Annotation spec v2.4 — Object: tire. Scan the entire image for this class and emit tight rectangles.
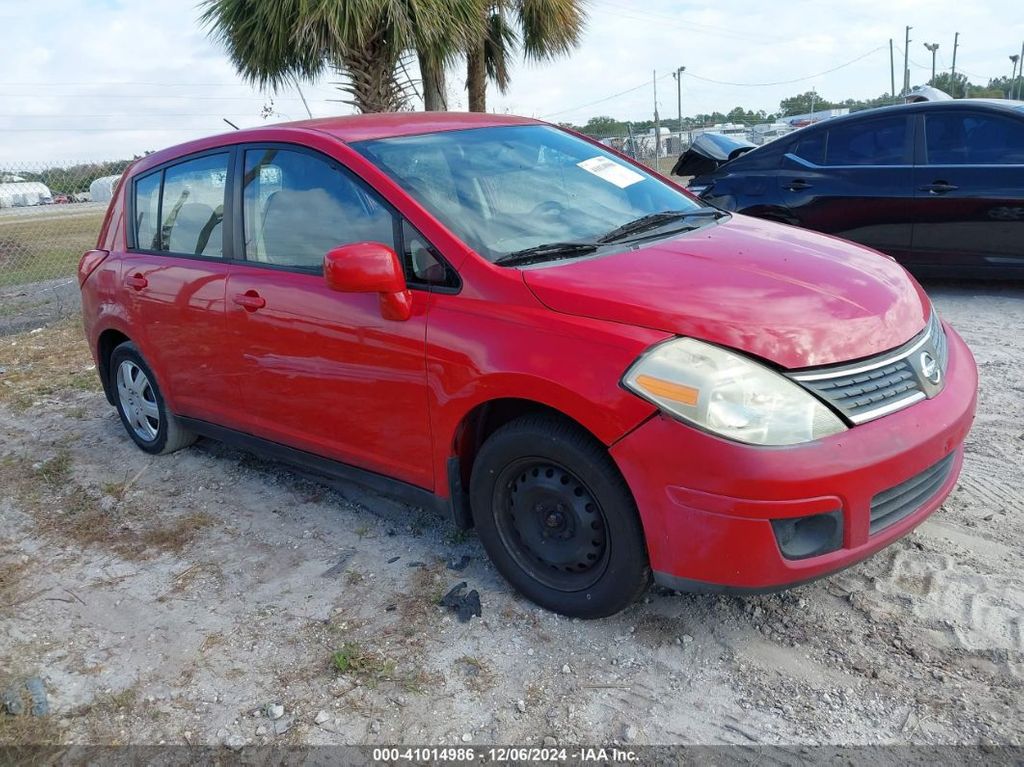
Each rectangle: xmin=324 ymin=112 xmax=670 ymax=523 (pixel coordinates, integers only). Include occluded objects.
xmin=469 ymin=414 xmax=651 ymax=618
xmin=109 ymin=342 xmax=196 ymax=455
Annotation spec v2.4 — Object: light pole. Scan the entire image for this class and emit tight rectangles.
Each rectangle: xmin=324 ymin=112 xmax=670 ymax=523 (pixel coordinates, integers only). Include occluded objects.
xmin=924 ymin=43 xmax=940 ymax=86
xmin=673 ymin=66 xmax=685 ymax=149
xmin=1010 ymin=55 xmax=1020 ymax=99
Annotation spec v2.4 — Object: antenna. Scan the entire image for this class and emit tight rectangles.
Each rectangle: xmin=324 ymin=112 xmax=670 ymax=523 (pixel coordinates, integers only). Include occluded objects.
xmin=223 ymin=118 xmax=240 ymax=130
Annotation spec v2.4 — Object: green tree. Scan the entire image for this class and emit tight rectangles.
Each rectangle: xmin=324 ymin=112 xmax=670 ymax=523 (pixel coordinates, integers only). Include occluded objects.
xmin=580 ymin=115 xmax=627 ymax=137
xmin=930 ymin=71 xmax=970 ymax=98
xmin=465 ymin=0 xmax=587 ymax=113
xmin=779 ymin=91 xmax=837 ymax=116
xmin=200 ymin=0 xmax=487 ymax=113
xmin=985 ymin=76 xmax=1016 ymax=98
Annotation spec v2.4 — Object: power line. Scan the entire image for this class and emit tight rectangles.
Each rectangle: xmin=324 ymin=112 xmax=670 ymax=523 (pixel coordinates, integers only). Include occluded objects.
xmin=590 ymin=1 xmax=786 ymax=44
xmin=542 ymin=72 xmax=675 ymax=118
xmin=682 ymin=46 xmax=887 ymax=87
xmin=0 ymin=93 xmax=330 ymax=102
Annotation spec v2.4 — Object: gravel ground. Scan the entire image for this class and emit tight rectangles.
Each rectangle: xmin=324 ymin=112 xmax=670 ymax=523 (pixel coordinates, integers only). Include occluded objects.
xmin=0 ymin=279 xmax=1021 ymax=748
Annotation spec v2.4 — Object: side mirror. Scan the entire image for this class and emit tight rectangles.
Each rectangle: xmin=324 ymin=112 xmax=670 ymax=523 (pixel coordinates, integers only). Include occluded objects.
xmin=324 ymin=242 xmax=412 ymax=321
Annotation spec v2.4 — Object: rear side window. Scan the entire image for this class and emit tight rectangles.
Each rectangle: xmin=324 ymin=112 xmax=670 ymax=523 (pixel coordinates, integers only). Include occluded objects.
xmin=241 ymin=148 xmax=395 ymax=271
xmin=132 ymin=153 xmax=228 ymax=256
xmin=825 ymin=116 xmax=907 ymax=166
xmin=160 ymin=155 xmax=228 ymax=256
xmin=925 ymin=112 xmax=1024 ymax=164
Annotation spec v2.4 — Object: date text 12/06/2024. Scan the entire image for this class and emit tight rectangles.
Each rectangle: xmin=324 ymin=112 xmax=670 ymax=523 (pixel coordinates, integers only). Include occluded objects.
xmin=372 ymin=746 xmax=639 ymax=763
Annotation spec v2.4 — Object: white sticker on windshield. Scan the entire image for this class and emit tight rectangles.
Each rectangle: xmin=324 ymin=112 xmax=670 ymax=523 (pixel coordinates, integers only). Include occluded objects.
xmin=576 ymin=156 xmax=645 ymax=188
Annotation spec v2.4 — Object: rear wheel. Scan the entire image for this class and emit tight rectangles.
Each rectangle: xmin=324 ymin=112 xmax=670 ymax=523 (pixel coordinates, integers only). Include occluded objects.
xmin=110 ymin=342 xmax=196 ymax=455
xmin=470 ymin=415 xmax=650 ymax=618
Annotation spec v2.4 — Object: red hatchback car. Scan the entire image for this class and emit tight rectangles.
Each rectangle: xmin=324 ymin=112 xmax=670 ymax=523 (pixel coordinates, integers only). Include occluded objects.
xmin=80 ymin=113 xmax=977 ymax=617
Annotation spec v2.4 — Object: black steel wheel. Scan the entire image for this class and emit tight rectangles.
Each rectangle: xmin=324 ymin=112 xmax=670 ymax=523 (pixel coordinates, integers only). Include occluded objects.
xmin=495 ymin=459 xmax=610 ymax=591
xmin=470 ymin=414 xmax=651 ymax=618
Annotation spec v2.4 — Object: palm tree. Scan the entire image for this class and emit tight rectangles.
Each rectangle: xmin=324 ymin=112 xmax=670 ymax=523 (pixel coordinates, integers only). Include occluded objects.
xmin=200 ymin=0 xmax=487 ymax=114
xmin=465 ymin=0 xmax=588 ymax=113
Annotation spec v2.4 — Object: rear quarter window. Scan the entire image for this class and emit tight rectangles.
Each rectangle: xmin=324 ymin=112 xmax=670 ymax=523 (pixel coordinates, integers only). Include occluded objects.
xmin=133 ymin=172 xmax=161 ymax=251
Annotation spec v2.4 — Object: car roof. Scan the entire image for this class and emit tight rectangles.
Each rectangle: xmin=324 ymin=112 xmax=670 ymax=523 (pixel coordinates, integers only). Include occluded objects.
xmin=129 ymin=112 xmax=542 ymax=177
xmin=278 ymin=111 xmax=540 ymax=142
xmin=803 ymin=98 xmax=1024 ymax=130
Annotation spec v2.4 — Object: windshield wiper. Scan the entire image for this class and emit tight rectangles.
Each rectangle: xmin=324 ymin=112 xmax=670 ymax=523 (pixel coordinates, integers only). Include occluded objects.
xmin=494 ymin=242 xmax=598 ymax=267
xmin=596 ymin=208 xmax=725 ymax=244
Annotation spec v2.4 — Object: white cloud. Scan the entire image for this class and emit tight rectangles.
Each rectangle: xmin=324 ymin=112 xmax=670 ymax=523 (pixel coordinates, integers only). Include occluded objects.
xmin=0 ymin=0 xmax=1021 ymax=163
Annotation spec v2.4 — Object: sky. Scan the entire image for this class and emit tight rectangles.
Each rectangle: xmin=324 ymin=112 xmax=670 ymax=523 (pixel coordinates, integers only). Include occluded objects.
xmin=1 ymin=0 xmax=1022 ymax=163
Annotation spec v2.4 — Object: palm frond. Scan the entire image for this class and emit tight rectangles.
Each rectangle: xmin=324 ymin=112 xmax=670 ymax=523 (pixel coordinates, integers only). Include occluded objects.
xmin=516 ymin=0 xmax=588 ymax=61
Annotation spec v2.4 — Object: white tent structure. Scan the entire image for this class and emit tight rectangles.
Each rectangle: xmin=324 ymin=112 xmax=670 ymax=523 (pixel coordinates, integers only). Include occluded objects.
xmin=0 ymin=180 xmax=52 ymax=208
xmin=89 ymin=175 xmax=122 ymax=203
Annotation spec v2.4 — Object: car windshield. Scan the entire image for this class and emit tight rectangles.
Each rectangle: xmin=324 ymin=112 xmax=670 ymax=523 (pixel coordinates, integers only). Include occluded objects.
xmin=353 ymin=125 xmax=705 ymax=263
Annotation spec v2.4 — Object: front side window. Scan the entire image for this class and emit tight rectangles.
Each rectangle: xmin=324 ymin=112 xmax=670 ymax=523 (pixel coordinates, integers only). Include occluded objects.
xmin=790 ymin=130 xmax=826 ymax=165
xmin=824 ymin=116 xmax=908 ymax=166
xmin=353 ymin=125 xmax=704 ymax=262
xmin=242 ymin=148 xmax=395 ymax=270
xmin=925 ymin=112 xmax=1024 ymax=164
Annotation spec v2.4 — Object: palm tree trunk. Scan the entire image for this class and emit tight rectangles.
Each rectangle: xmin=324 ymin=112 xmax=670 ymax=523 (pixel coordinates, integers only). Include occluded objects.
xmin=418 ymin=50 xmax=447 ymax=111
xmin=466 ymin=41 xmax=487 ymax=112
xmin=340 ymin=30 xmax=407 ymax=113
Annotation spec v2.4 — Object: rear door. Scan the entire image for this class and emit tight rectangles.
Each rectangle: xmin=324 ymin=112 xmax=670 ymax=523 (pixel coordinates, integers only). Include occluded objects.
xmin=910 ymin=108 xmax=1024 ymax=273
xmin=122 ymin=150 xmax=243 ymax=427
xmin=223 ymin=145 xmax=439 ymax=489
xmin=779 ymin=114 xmax=916 ymax=259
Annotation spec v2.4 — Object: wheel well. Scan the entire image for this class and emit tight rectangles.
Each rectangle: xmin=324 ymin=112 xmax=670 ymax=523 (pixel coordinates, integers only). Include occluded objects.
xmin=97 ymin=329 xmax=130 ymax=404
xmin=452 ymin=398 xmax=601 ymax=493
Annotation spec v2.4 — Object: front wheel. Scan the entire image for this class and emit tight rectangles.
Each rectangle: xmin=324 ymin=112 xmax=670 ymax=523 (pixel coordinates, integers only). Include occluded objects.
xmin=470 ymin=415 xmax=651 ymax=618
xmin=110 ymin=342 xmax=196 ymax=455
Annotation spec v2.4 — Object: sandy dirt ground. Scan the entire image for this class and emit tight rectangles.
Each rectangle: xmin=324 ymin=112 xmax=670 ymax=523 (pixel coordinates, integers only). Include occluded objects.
xmin=0 ymin=280 xmax=1022 ymax=748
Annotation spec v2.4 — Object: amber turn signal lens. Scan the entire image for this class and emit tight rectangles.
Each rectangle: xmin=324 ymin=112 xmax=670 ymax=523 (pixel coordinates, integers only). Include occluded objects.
xmin=634 ymin=374 xmax=699 ymax=406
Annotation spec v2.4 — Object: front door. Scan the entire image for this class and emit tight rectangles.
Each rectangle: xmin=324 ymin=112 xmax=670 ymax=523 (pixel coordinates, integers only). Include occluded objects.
xmin=780 ymin=114 xmax=915 ymax=260
xmin=224 ymin=145 xmax=435 ymax=490
xmin=910 ymin=109 xmax=1024 ymax=273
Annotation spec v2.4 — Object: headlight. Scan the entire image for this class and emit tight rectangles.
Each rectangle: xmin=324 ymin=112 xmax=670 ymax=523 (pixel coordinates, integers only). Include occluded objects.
xmin=623 ymin=338 xmax=847 ymax=445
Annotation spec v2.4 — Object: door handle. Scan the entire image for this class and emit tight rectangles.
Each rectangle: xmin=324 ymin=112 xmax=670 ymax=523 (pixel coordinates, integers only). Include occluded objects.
xmin=125 ymin=273 xmax=148 ymax=290
xmin=233 ymin=290 xmax=266 ymax=311
xmin=786 ymin=179 xmax=812 ymax=191
xmin=920 ymin=181 xmax=958 ymax=194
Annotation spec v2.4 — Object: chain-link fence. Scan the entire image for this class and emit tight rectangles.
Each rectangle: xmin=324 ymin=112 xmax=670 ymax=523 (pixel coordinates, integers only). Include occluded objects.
xmin=0 ymin=162 xmax=128 ymax=333
xmin=0 ymin=162 xmax=128 ymax=289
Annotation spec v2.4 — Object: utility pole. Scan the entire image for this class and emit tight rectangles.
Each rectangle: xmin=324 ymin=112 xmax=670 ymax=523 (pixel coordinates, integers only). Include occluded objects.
xmin=903 ymin=26 xmax=912 ymax=96
xmin=924 ymin=43 xmax=939 ymax=86
xmin=1016 ymin=41 xmax=1024 ymax=100
xmin=652 ymin=70 xmax=661 ymax=160
xmin=292 ymin=74 xmax=314 ymax=119
xmin=951 ymin=32 xmax=960 ymax=97
xmin=890 ymin=39 xmax=896 ymax=100
xmin=1011 ymin=55 xmax=1020 ymax=99
xmin=673 ymin=66 xmax=685 ymax=150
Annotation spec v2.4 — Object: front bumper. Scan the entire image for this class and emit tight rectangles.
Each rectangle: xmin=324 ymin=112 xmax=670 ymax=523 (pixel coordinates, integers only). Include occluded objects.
xmin=609 ymin=324 xmax=978 ymax=592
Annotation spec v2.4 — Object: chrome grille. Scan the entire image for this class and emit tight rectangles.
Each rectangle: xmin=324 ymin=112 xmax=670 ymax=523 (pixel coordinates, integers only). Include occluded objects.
xmin=870 ymin=452 xmax=956 ymax=534
xmin=789 ymin=313 xmax=947 ymax=424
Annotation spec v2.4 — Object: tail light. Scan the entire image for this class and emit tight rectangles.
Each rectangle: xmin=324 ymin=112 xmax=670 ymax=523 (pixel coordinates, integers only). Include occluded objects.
xmin=78 ymin=249 xmax=109 ymax=286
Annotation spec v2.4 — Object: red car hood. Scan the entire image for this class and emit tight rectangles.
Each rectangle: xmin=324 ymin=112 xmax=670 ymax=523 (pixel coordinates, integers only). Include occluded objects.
xmin=522 ymin=214 xmax=930 ymax=369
